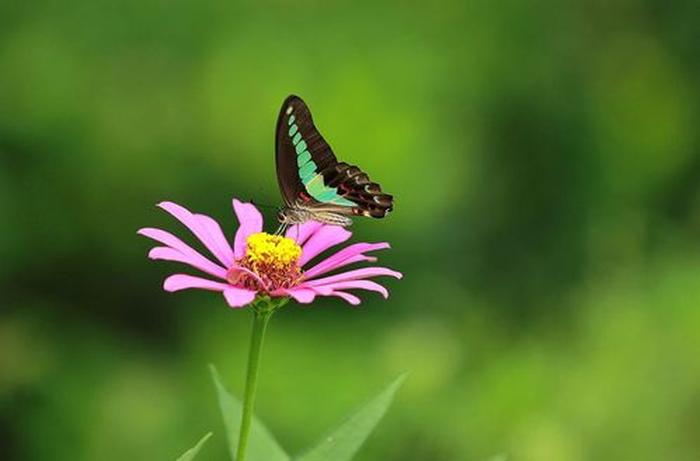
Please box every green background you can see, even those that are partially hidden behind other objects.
[1,1,699,460]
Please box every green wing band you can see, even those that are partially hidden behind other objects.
[295,140,307,154]
[330,195,356,206]
[299,162,316,181]
[304,174,355,206]
[297,150,312,165]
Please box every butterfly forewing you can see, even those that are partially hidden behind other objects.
[275,96,306,206]
[274,95,393,219]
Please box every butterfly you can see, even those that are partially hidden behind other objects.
[275,95,393,229]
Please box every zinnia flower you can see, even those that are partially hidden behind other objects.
[138,199,402,308]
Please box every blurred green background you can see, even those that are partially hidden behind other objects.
[1,1,699,460]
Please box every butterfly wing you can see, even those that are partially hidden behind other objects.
[274,95,393,218]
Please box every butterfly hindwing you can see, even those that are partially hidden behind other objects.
[275,95,393,218]
[316,161,394,218]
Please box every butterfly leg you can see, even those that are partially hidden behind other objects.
[274,222,289,236]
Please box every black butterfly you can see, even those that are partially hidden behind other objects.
[275,95,393,228]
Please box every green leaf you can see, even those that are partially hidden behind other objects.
[210,365,290,461]
[176,432,212,461]
[296,373,407,461]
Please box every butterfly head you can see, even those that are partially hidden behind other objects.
[277,207,307,226]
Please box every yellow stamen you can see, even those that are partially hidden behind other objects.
[230,232,302,292]
[245,232,301,269]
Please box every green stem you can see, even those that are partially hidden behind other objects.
[235,308,272,461]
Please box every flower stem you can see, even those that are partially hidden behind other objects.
[235,308,272,461]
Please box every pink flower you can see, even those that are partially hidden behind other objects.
[138,199,402,308]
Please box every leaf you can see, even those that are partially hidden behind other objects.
[296,373,407,461]
[210,365,290,461]
[176,432,212,461]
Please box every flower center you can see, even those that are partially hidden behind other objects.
[228,232,302,292]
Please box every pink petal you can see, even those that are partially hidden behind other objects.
[304,267,403,286]
[284,288,317,304]
[326,290,362,305]
[226,266,267,289]
[310,255,377,275]
[285,221,323,246]
[223,287,257,308]
[194,213,234,267]
[157,202,233,267]
[233,199,263,259]
[311,280,390,298]
[138,228,228,278]
[299,225,352,266]
[163,274,230,292]
[139,227,196,254]
[147,247,227,279]
[283,286,362,305]
[303,242,390,278]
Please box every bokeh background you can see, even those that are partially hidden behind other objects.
[1,1,699,460]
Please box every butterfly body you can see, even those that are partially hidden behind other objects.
[278,204,353,227]
[275,95,393,227]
